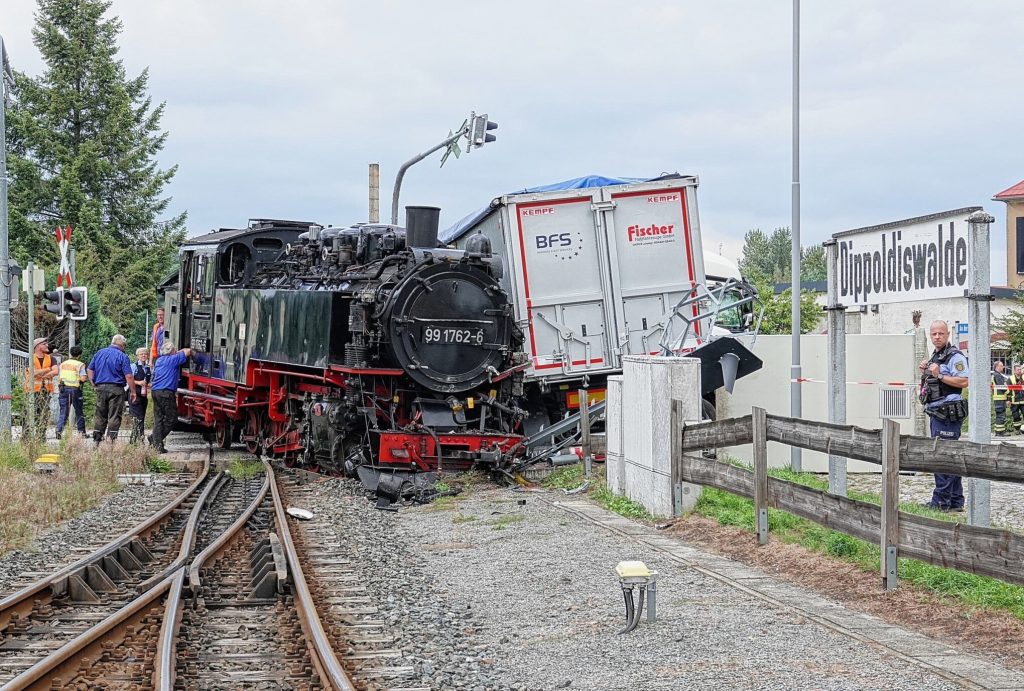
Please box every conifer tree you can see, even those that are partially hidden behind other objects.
[5,0,185,331]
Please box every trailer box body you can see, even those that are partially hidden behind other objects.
[448,177,707,382]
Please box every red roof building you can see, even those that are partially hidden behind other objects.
[993,179,1024,201]
[995,179,1024,288]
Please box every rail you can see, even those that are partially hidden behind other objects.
[0,456,210,631]
[674,403,1024,590]
[4,460,356,690]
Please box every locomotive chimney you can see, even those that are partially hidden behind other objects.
[405,206,440,249]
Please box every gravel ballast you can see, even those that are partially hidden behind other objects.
[0,480,186,593]
[289,473,1004,690]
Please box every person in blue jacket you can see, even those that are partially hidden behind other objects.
[150,341,191,454]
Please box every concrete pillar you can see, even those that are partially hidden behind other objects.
[621,355,702,516]
[605,375,625,494]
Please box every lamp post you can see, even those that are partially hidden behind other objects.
[0,36,15,438]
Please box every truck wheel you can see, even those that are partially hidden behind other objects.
[701,398,717,421]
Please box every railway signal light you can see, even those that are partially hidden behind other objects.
[43,289,64,319]
[65,287,88,321]
[467,112,497,151]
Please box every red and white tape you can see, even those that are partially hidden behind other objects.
[791,377,1024,392]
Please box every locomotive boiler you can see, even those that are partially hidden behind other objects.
[163,207,528,483]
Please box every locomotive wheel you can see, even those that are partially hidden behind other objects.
[242,412,262,455]
[215,421,233,450]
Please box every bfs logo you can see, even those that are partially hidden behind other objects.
[534,230,583,261]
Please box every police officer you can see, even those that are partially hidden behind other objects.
[55,345,87,438]
[992,361,1012,437]
[87,334,137,442]
[1013,365,1024,434]
[918,320,968,512]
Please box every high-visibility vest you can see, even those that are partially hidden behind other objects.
[24,354,54,393]
[59,358,85,388]
[994,373,1009,402]
[150,322,164,360]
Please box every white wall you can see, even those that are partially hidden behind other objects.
[719,334,918,472]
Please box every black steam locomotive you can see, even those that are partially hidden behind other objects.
[163,207,528,484]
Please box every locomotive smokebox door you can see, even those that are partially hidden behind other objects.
[385,262,512,393]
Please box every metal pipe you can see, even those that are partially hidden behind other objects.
[0,35,13,438]
[790,0,803,472]
[391,128,467,225]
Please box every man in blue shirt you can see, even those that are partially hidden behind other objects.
[918,320,969,512]
[88,334,137,442]
[150,340,191,454]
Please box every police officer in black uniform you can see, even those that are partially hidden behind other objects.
[918,320,969,512]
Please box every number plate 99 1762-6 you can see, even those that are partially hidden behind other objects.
[422,326,484,346]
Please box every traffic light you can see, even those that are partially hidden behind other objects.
[65,287,88,321]
[467,112,497,150]
[43,290,64,319]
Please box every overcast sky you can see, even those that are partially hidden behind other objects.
[5,1,1023,284]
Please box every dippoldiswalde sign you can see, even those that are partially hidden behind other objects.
[833,207,981,306]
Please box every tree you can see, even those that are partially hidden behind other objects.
[995,300,1024,360]
[5,0,185,333]
[739,227,826,284]
[753,282,822,335]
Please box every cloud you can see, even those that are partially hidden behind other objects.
[2,0,1021,286]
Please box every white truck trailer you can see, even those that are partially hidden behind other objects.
[440,174,761,425]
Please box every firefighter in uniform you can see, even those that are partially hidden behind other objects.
[1012,365,1024,434]
[918,320,968,512]
[992,361,1012,437]
[56,345,87,438]
[24,337,57,442]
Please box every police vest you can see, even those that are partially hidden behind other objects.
[59,358,84,388]
[924,344,966,402]
[25,354,54,393]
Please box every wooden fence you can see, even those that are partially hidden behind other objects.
[672,402,1024,590]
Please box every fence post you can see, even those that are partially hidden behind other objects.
[671,399,683,512]
[753,406,769,545]
[880,418,900,591]
[579,388,591,477]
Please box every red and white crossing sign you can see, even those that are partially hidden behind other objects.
[55,225,72,287]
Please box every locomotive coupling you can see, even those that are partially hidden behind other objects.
[615,561,658,634]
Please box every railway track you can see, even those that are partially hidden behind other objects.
[0,461,359,690]
[0,457,211,686]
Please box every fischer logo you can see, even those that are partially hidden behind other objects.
[521,207,554,217]
[646,194,679,203]
[627,223,675,245]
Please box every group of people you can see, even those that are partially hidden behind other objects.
[991,360,1024,437]
[23,308,191,453]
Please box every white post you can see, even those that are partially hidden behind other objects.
[823,239,847,496]
[966,211,994,527]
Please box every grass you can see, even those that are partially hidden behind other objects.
[541,463,653,521]
[451,513,476,524]
[0,437,148,555]
[694,463,1024,620]
[486,513,526,530]
[226,457,264,479]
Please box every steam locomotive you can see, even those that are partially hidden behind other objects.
[162,207,528,484]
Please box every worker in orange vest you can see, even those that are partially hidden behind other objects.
[149,307,165,362]
[24,337,58,442]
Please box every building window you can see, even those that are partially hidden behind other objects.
[1017,217,1024,274]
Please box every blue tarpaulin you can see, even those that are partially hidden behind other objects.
[439,173,683,244]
